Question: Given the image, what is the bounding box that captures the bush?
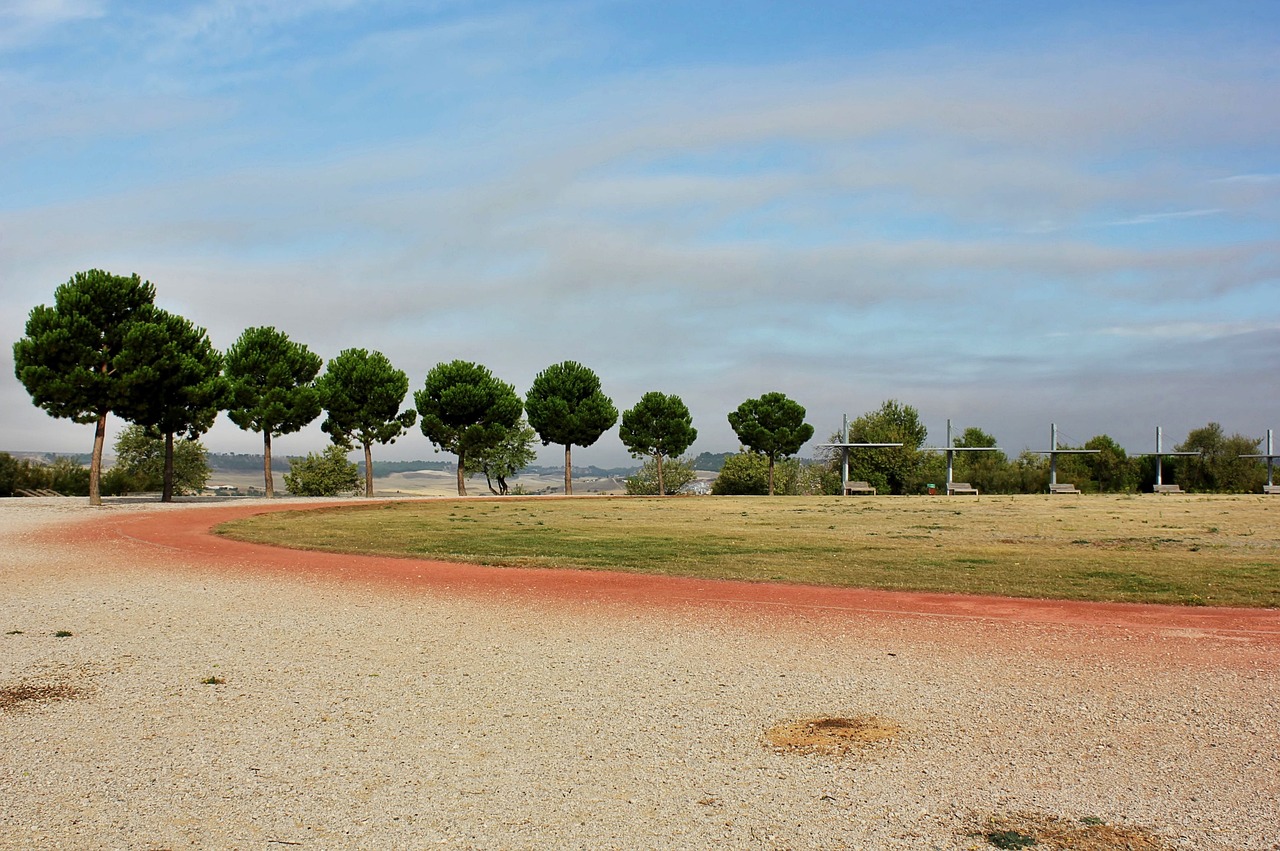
[625,456,698,495]
[712,452,801,495]
[0,453,91,497]
[111,425,211,495]
[285,446,360,496]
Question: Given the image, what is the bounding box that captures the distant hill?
[692,451,733,472]
[209,452,291,472]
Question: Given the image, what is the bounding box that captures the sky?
[2,0,1278,468]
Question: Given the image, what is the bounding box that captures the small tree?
[619,392,698,497]
[414,360,523,496]
[117,309,226,502]
[726,392,814,495]
[284,446,360,496]
[1082,434,1137,493]
[846,399,928,495]
[224,327,323,498]
[464,419,537,495]
[625,456,698,496]
[525,361,618,496]
[1176,424,1265,493]
[12,269,159,505]
[316,348,417,497]
[952,426,1009,495]
[112,424,211,495]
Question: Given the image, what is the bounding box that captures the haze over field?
[2,2,1277,466]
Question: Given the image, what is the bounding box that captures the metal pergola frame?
[816,414,903,488]
[1031,423,1100,487]
[1239,428,1278,488]
[1135,426,1200,488]
[920,419,1002,486]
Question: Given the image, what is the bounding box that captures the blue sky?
[3,0,1278,466]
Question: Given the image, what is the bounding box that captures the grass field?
[215,494,1280,607]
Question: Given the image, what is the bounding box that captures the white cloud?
[0,0,104,49]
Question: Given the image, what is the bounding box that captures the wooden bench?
[843,481,877,495]
[1152,484,1184,494]
[1263,485,1280,495]
[947,482,979,495]
[1049,483,1081,495]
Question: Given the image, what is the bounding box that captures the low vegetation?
[215,494,1280,607]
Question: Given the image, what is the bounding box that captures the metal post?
[841,414,849,488]
[1269,429,1275,488]
[1155,426,1163,487]
[946,419,954,484]
[1049,423,1058,487]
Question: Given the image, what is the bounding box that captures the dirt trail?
[58,499,1280,651]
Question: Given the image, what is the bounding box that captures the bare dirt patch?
[971,811,1173,850]
[764,715,901,755]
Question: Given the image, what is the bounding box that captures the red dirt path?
[51,500,1280,649]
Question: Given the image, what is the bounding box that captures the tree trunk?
[564,444,572,495]
[655,453,665,496]
[363,441,374,497]
[89,413,106,506]
[767,455,775,496]
[162,431,175,503]
[456,449,468,496]
[263,432,274,498]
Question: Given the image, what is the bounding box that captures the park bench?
[1263,485,1280,495]
[1152,484,1184,494]
[1049,483,1081,495]
[16,488,63,497]
[843,481,877,495]
[947,482,979,495]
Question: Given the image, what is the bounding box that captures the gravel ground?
[1,498,1278,850]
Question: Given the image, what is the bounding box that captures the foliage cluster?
[624,456,698,495]
[284,446,361,496]
[0,453,92,497]
[110,425,211,495]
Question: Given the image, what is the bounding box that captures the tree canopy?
[525,361,618,495]
[224,326,323,497]
[619,391,698,497]
[12,269,159,505]
[726,392,814,495]
[316,348,417,497]
[414,360,523,496]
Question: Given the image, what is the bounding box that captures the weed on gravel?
[970,811,1173,850]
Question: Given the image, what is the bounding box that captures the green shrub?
[284,446,360,496]
[625,456,698,495]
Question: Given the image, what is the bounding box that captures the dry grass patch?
[0,681,84,711]
[764,715,901,755]
[972,811,1173,850]
[215,494,1280,606]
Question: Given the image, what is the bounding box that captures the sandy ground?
[2,497,1278,850]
